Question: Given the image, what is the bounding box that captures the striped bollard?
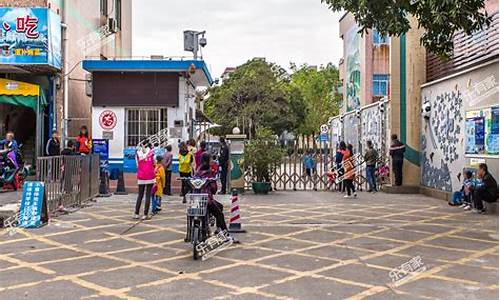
[228,189,246,233]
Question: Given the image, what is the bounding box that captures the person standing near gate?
[389,134,405,186]
[219,137,229,194]
[179,142,193,202]
[162,144,173,196]
[45,130,61,156]
[134,143,155,220]
[364,140,378,192]
[76,125,92,155]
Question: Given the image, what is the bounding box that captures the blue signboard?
[0,8,61,68]
[319,133,329,142]
[93,139,109,173]
[18,181,48,228]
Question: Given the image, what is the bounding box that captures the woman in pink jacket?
[134,143,156,220]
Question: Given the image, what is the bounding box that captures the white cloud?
[133,0,343,78]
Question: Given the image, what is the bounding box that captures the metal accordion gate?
[243,99,391,191]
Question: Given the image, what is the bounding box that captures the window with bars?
[126,108,168,147]
[373,74,389,96]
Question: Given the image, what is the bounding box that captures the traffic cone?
[98,171,111,197]
[228,189,246,233]
[114,169,128,195]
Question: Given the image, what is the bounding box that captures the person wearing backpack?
[178,142,193,202]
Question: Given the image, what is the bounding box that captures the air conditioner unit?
[108,18,118,33]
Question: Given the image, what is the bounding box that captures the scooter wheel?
[193,227,199,260]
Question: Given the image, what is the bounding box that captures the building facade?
[0,0,132,162]
[420,1,499,198]
[338,13,390,114]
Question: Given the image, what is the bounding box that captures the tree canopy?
[322,0,491,56]
[204,59,341,137]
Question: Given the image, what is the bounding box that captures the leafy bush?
[242,128,284,182]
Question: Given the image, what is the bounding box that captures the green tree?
[322,0,491,56]
[289,63,341,135]
[205,59,306,136]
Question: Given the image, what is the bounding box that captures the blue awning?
[82,59,213,86]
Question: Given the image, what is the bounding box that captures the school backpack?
[449,191,463,206]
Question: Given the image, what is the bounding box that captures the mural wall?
[345,26,361,112]
[421,61,499,193]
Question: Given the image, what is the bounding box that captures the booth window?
[126,108,168,147]
[372,30,388,45]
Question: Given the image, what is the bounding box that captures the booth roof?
[82,59,213,86]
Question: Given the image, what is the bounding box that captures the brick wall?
[0,0,47,6]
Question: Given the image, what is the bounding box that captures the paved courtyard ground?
[0,191,498,300]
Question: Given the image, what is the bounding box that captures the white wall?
[91,106,125,161]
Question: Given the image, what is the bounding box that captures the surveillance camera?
[422,101,431,120]
[339,115,344,122]
[355,109,361,118]
[199,37,207,47]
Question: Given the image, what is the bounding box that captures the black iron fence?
[36,155,99,213]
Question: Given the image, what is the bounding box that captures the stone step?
[381,185,420,194]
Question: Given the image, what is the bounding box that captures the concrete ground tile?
[80,266,172,289]
[319,263,394,286]
[398,224,453,234]
[245,225,305,236]
[324,224,385,234]
[43,256,128,275]
[78,237,143,253]
[395,245,470,262]
[0,258,17,269]
[131,229,185,244]
[201,265,289,287]
[345,236,405,252]
[10,248,86,263]
[155,255,231,274]
[255,237,315,252]
[364,289,429,300]
[258,253,336,272]
[216,245,277,260]
[261,276,365,299]
[116,246,182,262]
[0,267,53,287]
[362,254,442,270]
[233,231,271,244]
[436,264,499,286]
[75,218,122,227]
[128,278,232,299]
[46,230,112,245]
[370,229,430,242]
[463,254,499,269]
[452,230,499,243]
[0,280,95,300]
[0,239,52,255]
[398,277,499,300]
[292,229,352,243]
[301,244,373,261]
[425,236,497,251]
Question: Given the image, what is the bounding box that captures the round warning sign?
[99,110,117,130]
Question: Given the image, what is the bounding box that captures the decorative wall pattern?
[361,105,382,152]
[421,135,453,192]
[343,113,360,153]
[430,90,463,164]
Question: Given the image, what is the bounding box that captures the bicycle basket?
[186,193,209,217]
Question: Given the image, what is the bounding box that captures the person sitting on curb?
[472,163,499,214]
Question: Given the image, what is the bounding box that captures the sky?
[132,0,344,79]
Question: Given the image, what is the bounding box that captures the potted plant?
[242,128,284,194]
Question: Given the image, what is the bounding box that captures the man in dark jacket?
[46,130,61,156]
[389,134,405,186]
[472,163,499,214]
[61,140,78,156]
[219,137,230,194]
